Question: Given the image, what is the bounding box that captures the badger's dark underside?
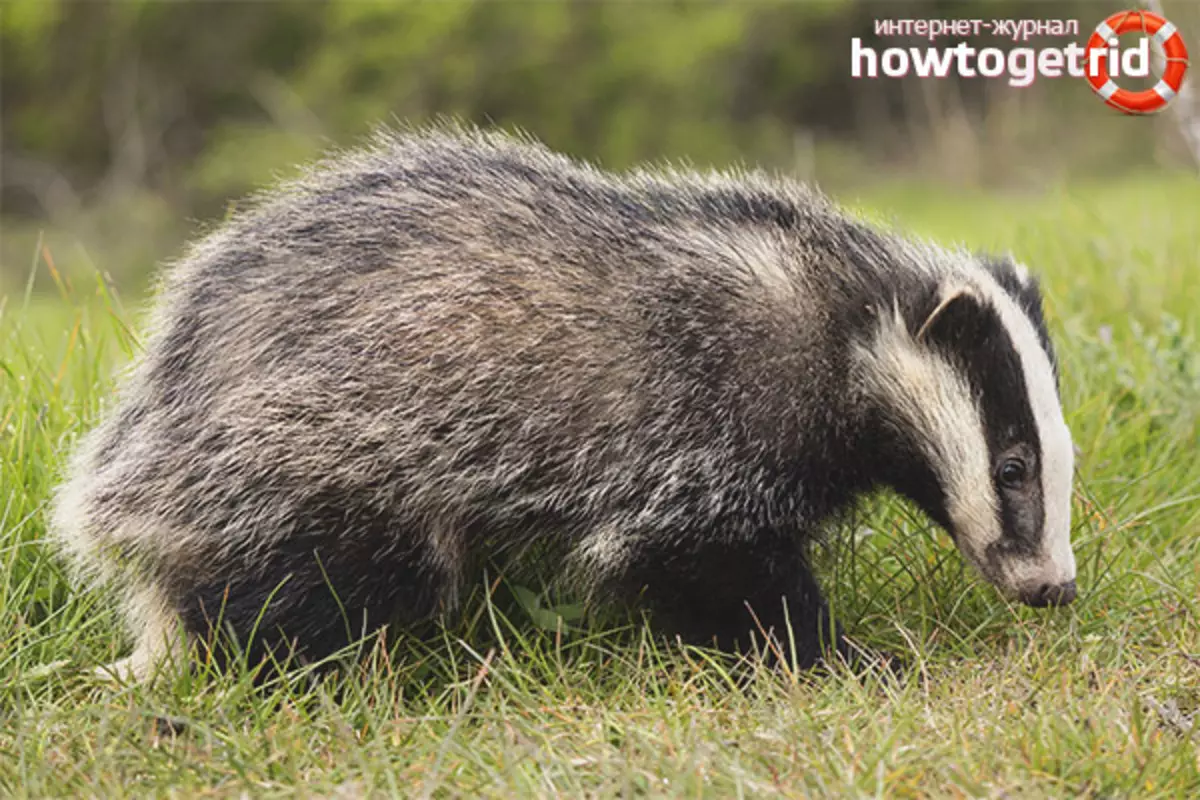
[166,500,849,671]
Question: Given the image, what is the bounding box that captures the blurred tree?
[0,0,1187,290]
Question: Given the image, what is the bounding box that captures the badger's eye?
[998,457,1028,489]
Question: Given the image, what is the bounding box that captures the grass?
[2,174,1199,797]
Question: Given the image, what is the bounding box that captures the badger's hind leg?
[96,582,188,684]
[170,507,456,673]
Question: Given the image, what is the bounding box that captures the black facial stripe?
[978,255,1058,381]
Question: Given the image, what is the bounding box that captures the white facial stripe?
[970,265,1076,587]
[856,303,1000,563]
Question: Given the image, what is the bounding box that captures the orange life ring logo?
[1086,10,1189,115]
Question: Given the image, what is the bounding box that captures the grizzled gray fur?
[53,126,1075,680]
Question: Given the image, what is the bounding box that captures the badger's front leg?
[606,532,847,668]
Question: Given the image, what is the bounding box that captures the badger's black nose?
[1021,580,1077,608]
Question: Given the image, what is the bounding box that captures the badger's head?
[856,256,1076,607]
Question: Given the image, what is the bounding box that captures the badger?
[52,127,1077,681]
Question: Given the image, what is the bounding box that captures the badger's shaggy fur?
[53,127,1076,680]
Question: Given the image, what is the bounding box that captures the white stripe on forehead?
[1011,258,1032,287]
[967,263,1076,584]
[854,300,1000,562]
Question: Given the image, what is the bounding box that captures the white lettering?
[882,48,910,77]
[1064,42,1088,77]
[992,20,1017,39]
[1123,37,1149,77]
[1008,48,1035,86]
[978,48,1005,77]
[910,47,956,77]
[1037,48,1064,77]
[953,42,977,77]
[854,21,1125,88]
[851,38,877,77]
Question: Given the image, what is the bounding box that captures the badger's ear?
[914,286,994,348]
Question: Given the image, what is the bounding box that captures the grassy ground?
[2,175,1198,797]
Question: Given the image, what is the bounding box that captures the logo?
[854,12,1191,115]
[1085,10,1189,115]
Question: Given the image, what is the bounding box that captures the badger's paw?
[91,631,187,686]
[92,654,146,685]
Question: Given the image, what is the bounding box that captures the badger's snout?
[1019,579,1076,608]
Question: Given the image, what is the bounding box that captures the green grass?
[2,175,1199,797]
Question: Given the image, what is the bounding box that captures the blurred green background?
[1,0,1196,294]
